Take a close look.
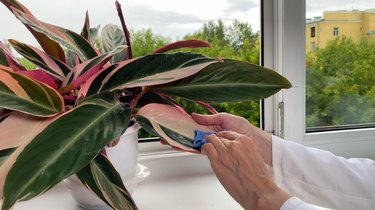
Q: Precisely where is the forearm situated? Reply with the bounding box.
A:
[272,135,375,209]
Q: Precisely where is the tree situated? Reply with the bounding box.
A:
[130,28,170,57]
[182,20,261,126]
[306,36,375,127]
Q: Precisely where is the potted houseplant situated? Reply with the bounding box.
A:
[0,0,292,210]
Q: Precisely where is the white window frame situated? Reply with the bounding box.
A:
[263,0,375,159]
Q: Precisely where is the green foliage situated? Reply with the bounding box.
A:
[182,19,261,126]
[306,36,375,127]
[131,28,171,57]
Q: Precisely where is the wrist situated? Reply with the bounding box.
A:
[255,186,292,210]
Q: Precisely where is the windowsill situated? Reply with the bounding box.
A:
[12,142,331,210]
[13,145,243,210]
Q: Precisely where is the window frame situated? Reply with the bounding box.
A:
[311,26,316,37]
[333,27,339,36]
[263,0,375,159]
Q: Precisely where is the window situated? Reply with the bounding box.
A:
[116,0,261,146]
[310,41,316,50]
[270,0,375,159]
[333,27,339,36]
[0,0,261,153]
[311,26,315,37]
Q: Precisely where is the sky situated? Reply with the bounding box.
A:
[0,0,259,46]
[0,0,375,47]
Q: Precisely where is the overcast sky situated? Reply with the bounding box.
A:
[0,0,375,47]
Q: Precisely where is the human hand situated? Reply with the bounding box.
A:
[192,113,272,165]
[202,131,291,210]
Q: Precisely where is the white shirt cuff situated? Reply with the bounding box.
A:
[280,197,319,210]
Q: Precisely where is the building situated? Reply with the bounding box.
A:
[306,9,375,52]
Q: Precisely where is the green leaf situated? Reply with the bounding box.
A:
[136,103,214,153]
[0,68,63,117]
[2,91,131,209]
[0,148,16,167]
[0,42,9,67]
[150,59,292,104]
[77,153,137,210]
[99,52,217,92]
[99,24,127,63]
[12,8,98,61]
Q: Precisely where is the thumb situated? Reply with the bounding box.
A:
[191,113,217,125]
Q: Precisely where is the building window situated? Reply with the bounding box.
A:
[333,27,339,36]
[310,41,316,50]
[311,26,315,37]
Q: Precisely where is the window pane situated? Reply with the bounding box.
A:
[0,0,260,138]
[306,1,375,131]
[128,0,262,138]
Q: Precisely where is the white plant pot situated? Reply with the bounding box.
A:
[64,123,150,210]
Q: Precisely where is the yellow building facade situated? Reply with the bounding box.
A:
[306,10,375,52]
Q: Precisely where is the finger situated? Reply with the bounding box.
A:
[201,143,218,161]
[216,131,241,140]
[219,137,232,147]
[191,113,224,131]
[205,134,226,152]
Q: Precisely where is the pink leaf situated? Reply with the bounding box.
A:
[137,103,215,153]
[15,70,61,89]
[69,55,113,89]
[78,58,136,98]
[152,40,211,54]
[195,101,218,114]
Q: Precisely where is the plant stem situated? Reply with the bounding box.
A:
[115,0,133,59]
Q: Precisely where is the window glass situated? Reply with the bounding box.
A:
[0,0,261,137]
[306,1,375,131]
[128,0,262,138]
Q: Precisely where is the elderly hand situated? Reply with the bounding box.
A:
[202,131,291,210]
[192,113,273,166]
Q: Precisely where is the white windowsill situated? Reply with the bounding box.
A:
[12,142,330,210]
[13,145,242,210]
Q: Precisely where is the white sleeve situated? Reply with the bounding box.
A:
[272,135,375,210]
[280,197,324,210]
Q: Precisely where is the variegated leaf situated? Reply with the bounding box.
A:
[152,40,211,54]
[2,91,131,209]
[80,11,90,40]
[15,70,61,89]
[0,0,66,62]
[0,112,48,150]
[0,148,16,167]
[98,52,217,92]
[9,39,71,78]
[0,68,63,117]
[99,24,127,63]
[77,153,137,210]
[63,46,126,89]
[0,117,55,199]
[150,59,292,104]
[12,7,98,61]
[0,41,24,71]
[0,41,10,67]
[136,103,215,153]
